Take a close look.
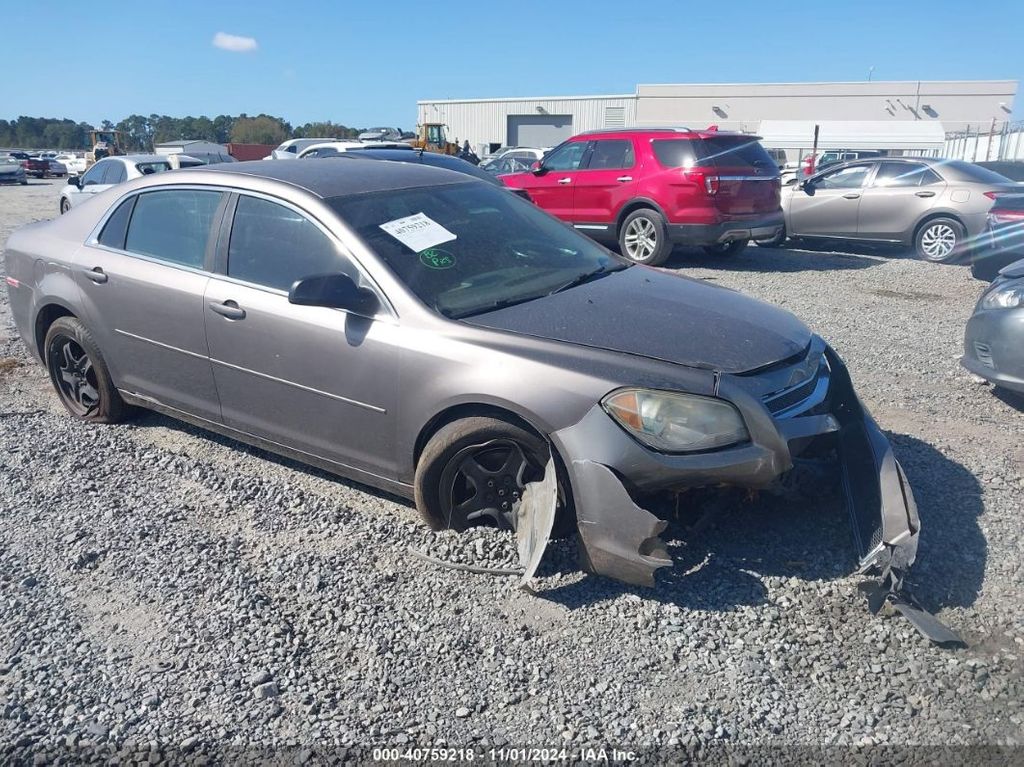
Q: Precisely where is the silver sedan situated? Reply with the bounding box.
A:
[766,157,1018,262]
[3,160,958,642]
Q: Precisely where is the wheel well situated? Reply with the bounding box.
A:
[413,403,546,469]
[615,200,662,236]
[34,304,76,360]
[912,212,965,244]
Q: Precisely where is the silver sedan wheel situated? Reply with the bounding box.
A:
[920,223,957,261]
[623,217,658,261]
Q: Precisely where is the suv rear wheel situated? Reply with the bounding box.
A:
[618,209,671,266]
[703,239,749,257]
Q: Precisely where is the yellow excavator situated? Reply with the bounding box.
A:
[86,130,125,167]
[408,123,459,155]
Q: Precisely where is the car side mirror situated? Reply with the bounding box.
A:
[530,160,544,175]
[288,273,379,317]
[67,175,81,188]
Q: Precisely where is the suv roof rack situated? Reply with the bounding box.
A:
[577,126,693,135]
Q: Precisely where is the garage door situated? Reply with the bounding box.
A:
[507,115,573,147]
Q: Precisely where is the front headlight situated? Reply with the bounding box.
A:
[602,389,749,453]
[980,280,1024,310]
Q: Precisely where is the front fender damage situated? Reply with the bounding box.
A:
[511,349,964,646]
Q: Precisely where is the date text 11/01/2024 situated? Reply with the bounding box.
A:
[372,746,639,762]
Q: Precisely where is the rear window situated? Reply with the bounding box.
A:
[941,161,1012,184]
[135,161,170,176]
[697,137,777,172]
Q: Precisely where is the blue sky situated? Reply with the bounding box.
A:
[5,0,1022,128]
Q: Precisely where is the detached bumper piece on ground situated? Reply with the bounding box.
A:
[518,347,964,647]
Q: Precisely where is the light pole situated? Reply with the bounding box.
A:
[867,66,875,82]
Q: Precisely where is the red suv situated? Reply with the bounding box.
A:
[502,127,783,265]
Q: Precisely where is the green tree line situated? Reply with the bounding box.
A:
[1,115,380,151]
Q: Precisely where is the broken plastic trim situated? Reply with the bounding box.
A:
[515,457,558,587]
[569,460,672,587]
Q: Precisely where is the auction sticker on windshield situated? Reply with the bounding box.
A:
[379,212,456,252]
[419,248,456,270]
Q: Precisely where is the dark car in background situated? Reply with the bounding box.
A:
[501,128,784,266]
[971,193,1024,281]
[21,156,48,179]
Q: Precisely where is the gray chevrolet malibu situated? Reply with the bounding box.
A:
[3,160,956,640]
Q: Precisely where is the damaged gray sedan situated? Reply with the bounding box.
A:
[4,160,956,642]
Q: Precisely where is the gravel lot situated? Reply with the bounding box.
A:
[2,179,1022,761]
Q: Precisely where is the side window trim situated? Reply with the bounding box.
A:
[86,186,226,275]
[217,189,395,318]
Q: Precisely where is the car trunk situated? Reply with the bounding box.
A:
[697,135,781,216]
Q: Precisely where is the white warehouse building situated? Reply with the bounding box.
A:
[418,79,1017,158]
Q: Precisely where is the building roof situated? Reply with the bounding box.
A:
[193,158,475,199]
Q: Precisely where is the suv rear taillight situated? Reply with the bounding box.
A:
[801,156,815,176]
[683,169,720,195]
[983,191,999,200]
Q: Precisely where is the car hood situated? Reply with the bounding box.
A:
[462,266,812,374]
[998,258,1024,278]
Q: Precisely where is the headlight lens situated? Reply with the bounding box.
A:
[602,389,749,453]
[981,280,1024,310]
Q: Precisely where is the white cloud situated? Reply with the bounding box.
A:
[212,32,258,53]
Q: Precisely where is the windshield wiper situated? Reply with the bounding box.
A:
[442,294,545,320]
[549,263,626,295]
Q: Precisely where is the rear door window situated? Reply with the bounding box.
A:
[227,195,348,291]
[873,162,941,188]
[542,141,588,171]
[651,139,699,168]
[124,190,224,269]
[98,197,136,249]
[584,139,634,170]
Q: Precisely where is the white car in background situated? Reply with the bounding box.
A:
[263,138,335,160]
[56,153,88,175]
[479,147,547,174]
[58,154,172,214]
[297,140,413,159]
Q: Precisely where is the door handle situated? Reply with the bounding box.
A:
[915,190,936,198]
[208,300,246,320]
[83,267,107,284]
[616,176,633,182]
[557,177,572,185]
[842,193,861,199]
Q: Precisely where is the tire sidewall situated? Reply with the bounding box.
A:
[59,198,70,214]
[414,417,555,532]
[915,217,965,263]
[44,317,124,423]
[618,209,671,266]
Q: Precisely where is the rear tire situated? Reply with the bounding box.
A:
[703,239,749,257]
[618,209,671,266]
[44,317,128,423]
[915,217,965,263]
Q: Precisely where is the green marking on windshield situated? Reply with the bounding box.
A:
[419,248,456,270]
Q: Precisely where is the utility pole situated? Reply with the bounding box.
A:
[867,66,875,82]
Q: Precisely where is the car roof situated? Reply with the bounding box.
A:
[108,154,168,163]
[192,157,476,198]
[574,127,761,140]
[333,150,504,186]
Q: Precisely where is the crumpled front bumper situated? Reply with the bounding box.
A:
[537,342,961,645]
